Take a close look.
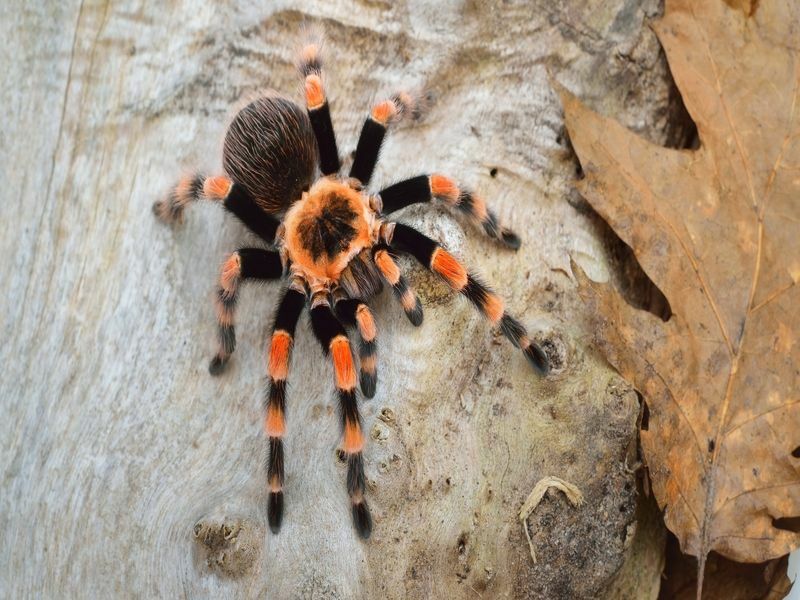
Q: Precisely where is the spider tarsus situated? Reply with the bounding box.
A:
[352,501,372,539]
[406,301,424,327]
[524,343,550,376]
[152,199,176,224]
[268,491,284,533]
[208,355,229,376]
[360,371,377,399]
[501,229,521,250]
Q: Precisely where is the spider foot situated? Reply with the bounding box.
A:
[352,500,372,539]
[208,355,230,376]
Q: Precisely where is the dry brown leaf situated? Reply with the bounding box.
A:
[659,535,792,600]
[559,0,800,572]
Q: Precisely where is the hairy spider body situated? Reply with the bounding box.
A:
[154,40,549,539]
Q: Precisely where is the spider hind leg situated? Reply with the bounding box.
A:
[310,298,373,539]
[264,283,306,533]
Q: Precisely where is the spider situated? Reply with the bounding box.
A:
[153,40,549,540]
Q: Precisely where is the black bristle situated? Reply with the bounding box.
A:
[405,298,424,327]
[310,304,345,354]
[501,228,521,250]
[481,212,500,238]
[525,343,550,376]
[462,275,491,314]
[208,355,228,376]
[265,379,287,411]
[500,313,526,348]
[351,500,372,539]
[339,390,360,432]
[218,324,236,356]
[360,370,377,399]
[268,491,284,533]
[360,339,377,356]
[267,437,284,482]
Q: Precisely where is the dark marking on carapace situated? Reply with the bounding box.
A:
[298,194,359,260]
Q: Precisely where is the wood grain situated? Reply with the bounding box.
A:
[0,1,680,596]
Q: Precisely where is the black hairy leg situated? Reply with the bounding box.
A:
[388,223,549,375]
[309,294,372,539]
[334,293,379,399]
[154,174,282,243]
[263,280,307,533]
[210,248,285,375]
[379,174,520,249]
[349,92,424,186]
[298,43,340,176]
[371,245,424,326]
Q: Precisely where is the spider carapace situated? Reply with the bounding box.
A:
[154,40,549,539]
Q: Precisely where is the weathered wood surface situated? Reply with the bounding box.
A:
[1,1,681,597]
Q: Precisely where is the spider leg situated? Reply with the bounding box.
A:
[371,245,424,326]
[387,222,549,375]
[298,43,340,176]
[209,248,285,375]
[334,292,379,399]
[349,92,423,186]
[309,294,372,539]
[154,174,281,243]
[378,174,520,249]
[264,278,307,533]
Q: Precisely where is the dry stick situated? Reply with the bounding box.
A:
[518,476,584,563]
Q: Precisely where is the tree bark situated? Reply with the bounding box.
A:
[1,0,681,597]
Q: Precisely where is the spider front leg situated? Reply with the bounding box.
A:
[298,43,340,175]
[309,293,372,539]
[154,174,281,243]
[379,174,520,249]
[349,92,424,186]
[334,291,379,399]
[264,278,307,533]
[387,222,549,374]
[209,248,284,375]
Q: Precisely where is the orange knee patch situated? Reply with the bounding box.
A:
[299,43,320,67]
[430,174,459,204]
[374,249,400,285]
[400,288,417,311]
[482,293,505,324]
[355,305,377,342]
[371,100,397,125]
[343,420,364,453]
[470,193,489,221]
[268,331,292,381]
[220,253,241,295]
[269,474,282,492]
[175,175,195,206]
[215,299,234,326]
[265,404,285,437]
[304,74,325,109]
[431,247,468,290]
[331,335,357,391]
[203,176,232,200]
[360,354,376,374]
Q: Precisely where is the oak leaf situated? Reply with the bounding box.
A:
[560,0,800,571]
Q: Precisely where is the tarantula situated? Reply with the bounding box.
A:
[154,41,549,539]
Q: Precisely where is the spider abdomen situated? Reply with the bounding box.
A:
[223,95,317,214]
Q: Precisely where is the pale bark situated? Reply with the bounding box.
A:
[1,1,679,597]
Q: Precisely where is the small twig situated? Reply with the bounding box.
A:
[518,476,584,564]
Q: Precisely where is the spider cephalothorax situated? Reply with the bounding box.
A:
[154,40,549,539]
